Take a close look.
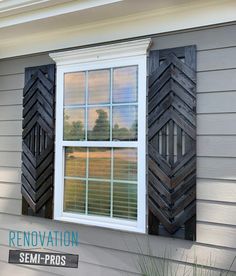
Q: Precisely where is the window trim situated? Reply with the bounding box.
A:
[50,39,151,233]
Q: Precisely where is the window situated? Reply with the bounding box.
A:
[50,39,150,232]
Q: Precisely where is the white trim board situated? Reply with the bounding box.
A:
[0,0,236,59]
[51,39,150,233]
[50,38,152,66]
[0,0,122,21]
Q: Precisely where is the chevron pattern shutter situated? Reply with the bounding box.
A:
[148,46,196,240]
[21,64,55,218]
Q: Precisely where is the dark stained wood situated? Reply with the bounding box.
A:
[148,46,196,240]
[21,64,55,218]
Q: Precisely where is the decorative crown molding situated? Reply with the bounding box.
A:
[49,38,152,66]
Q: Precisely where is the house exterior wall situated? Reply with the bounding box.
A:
[0,23,236,275]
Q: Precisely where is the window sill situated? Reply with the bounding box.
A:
[54,213,146,233]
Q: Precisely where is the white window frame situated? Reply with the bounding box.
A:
[50,39,151,233]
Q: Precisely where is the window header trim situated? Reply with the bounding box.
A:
[49,38,151,66]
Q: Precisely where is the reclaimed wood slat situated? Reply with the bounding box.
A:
[148,46,196,240]
[21,64,55,219]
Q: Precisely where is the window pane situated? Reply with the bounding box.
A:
[88,70,110,104]
[65,147,86,178]
[64,179,86,213]
[88,181,110,216]
[113,66,138,103]
[113,182,137,220]
[88,107,110,141]
[64,108,85,140]
[64,72,85,105]
[88,148,111,179]
[113,106,137,141]
[114,148,137,181]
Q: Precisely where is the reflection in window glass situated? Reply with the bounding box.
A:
[113,182,137,220]
[63,147,137,219]
[113,66,138,103]
[64,108,85,140]
[88,148,111,179]
[88,70,110,104]
[114,148,137,181]
[113,106,137,141]
[88,181,110,216]
[64,72,85,105]
[88,107,110,141]
[64,179,86,213]
[65,147,86,178]
[62,64,140,223]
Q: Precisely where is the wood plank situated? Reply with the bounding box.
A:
[197,114,236,135]
[0,244,137,276]
[0,121,22,136]
[197,157,236,180]
[197,201,236,225]
[0,74,24,91]
[151,24,236,51]
[198,136,236,157]
[21,64,55,218]
[0,167,21,183]
[197,91,236,114]
[0,198,21,215]
[0,182,21,199]
[197,46,236,71]
[0,54,53,75]
[0,152,21,167]
[0,213,235,271]
[198,69,236,92]
[197,222,236,248]
[0,260,59,276]
[0,90,22,106]
[197,178,236,203]
[0,137,22,151]
[0,105,22,121]
[148,47,196,240]
[177,126,182,159]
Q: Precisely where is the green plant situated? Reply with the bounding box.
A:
[135,239,236,276]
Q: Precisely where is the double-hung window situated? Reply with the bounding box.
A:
[51,39,150,232]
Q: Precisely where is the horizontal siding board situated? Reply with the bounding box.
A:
[197,136,236,157]
[197,69,236,92]
[197,157,236,180]
[0,74,24,91]
[0,260,59,276]
[197,114,236,135]
[197,91,236,114]
[0,198,21,215]
[0,137,22,151]
[0,182,21,199]
[197,179,236,203]
[0,105,22,121]
[0,90,22,106]
[0,152,21,167]
[0,55,53,76]
[197,201,236,225]
[151,24,236,51]
[0,24,236,274]
[0,167,21,183]
[197,47,236,71]
[197,222,236,248]
[0,214,235,271]
[0,256,138,276]
[0,121,22,136]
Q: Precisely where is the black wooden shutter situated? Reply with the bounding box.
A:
[148,46,196,240]
[21,64,55,218]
